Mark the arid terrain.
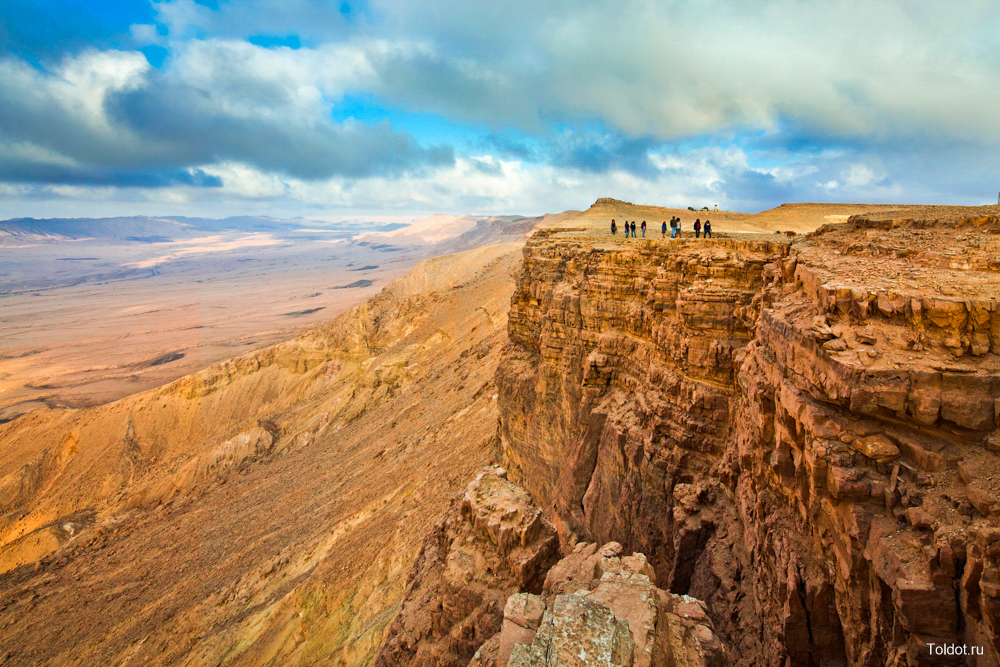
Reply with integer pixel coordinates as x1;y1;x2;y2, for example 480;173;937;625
0;213;538;422
0;240;523;665
1;199;999;666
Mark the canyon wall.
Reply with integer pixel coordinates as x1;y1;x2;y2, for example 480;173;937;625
496;220;1000;666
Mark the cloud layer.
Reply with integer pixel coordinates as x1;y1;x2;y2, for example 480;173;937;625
1;0;998;217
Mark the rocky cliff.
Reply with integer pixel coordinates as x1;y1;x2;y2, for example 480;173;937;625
494;217;1000;666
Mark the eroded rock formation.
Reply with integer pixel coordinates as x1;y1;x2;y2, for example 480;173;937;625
486;541;725;667
384;467;724;667
376;467;560;667
496;217;1000;666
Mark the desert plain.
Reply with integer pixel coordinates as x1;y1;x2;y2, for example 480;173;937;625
0;212;531;422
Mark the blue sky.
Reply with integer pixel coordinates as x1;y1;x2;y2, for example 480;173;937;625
1;0;999;218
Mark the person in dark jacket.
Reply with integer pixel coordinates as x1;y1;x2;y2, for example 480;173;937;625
611;219;617;235
704;219;712;238
694;219;701;238
630;221;636;238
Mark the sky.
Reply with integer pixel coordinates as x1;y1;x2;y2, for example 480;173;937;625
1;0;999;218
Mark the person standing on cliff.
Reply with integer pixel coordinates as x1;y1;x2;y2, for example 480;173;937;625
630;221;636;238
670;217;676;238
704;219;712;238
641;220;646;237
661;220;667;238
694;219;701;238
611;219;617;235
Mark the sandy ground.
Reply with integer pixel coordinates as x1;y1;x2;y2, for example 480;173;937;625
0;231;432;421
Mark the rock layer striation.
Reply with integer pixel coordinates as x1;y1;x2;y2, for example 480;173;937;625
496;217;1000;666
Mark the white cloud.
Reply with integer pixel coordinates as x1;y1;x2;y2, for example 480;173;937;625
0;50;149;140
356;0;1000;143
152;0;214;38
130;24;163;46
201;162;288;198
843;164;881;188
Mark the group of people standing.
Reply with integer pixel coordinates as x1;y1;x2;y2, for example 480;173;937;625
611;219;648;237
611;217;712;239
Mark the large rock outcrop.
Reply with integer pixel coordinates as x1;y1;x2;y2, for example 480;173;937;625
379;463;726;667
376;467;560;667
468;541;725;667
496;218;1000;666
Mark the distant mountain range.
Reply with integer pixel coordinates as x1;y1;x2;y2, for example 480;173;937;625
0;215;409;242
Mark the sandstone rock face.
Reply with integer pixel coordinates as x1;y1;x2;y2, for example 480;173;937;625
498;593;546;667
376;467;560;667
473;541;725;667
497;220;1000;666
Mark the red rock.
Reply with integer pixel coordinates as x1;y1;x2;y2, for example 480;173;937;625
376;467;559;667
852;433;900;463
497;594;545;667
489;543;725;667
967;484;995;517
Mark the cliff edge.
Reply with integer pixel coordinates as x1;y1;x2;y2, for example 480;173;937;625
495;214;1000;666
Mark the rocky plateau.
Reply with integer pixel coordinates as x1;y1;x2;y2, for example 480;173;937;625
495;205;1000;666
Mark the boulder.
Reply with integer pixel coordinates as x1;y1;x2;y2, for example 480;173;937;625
376;467;559;667
481;543;726;667
852;433;900;463
508;593;635;667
